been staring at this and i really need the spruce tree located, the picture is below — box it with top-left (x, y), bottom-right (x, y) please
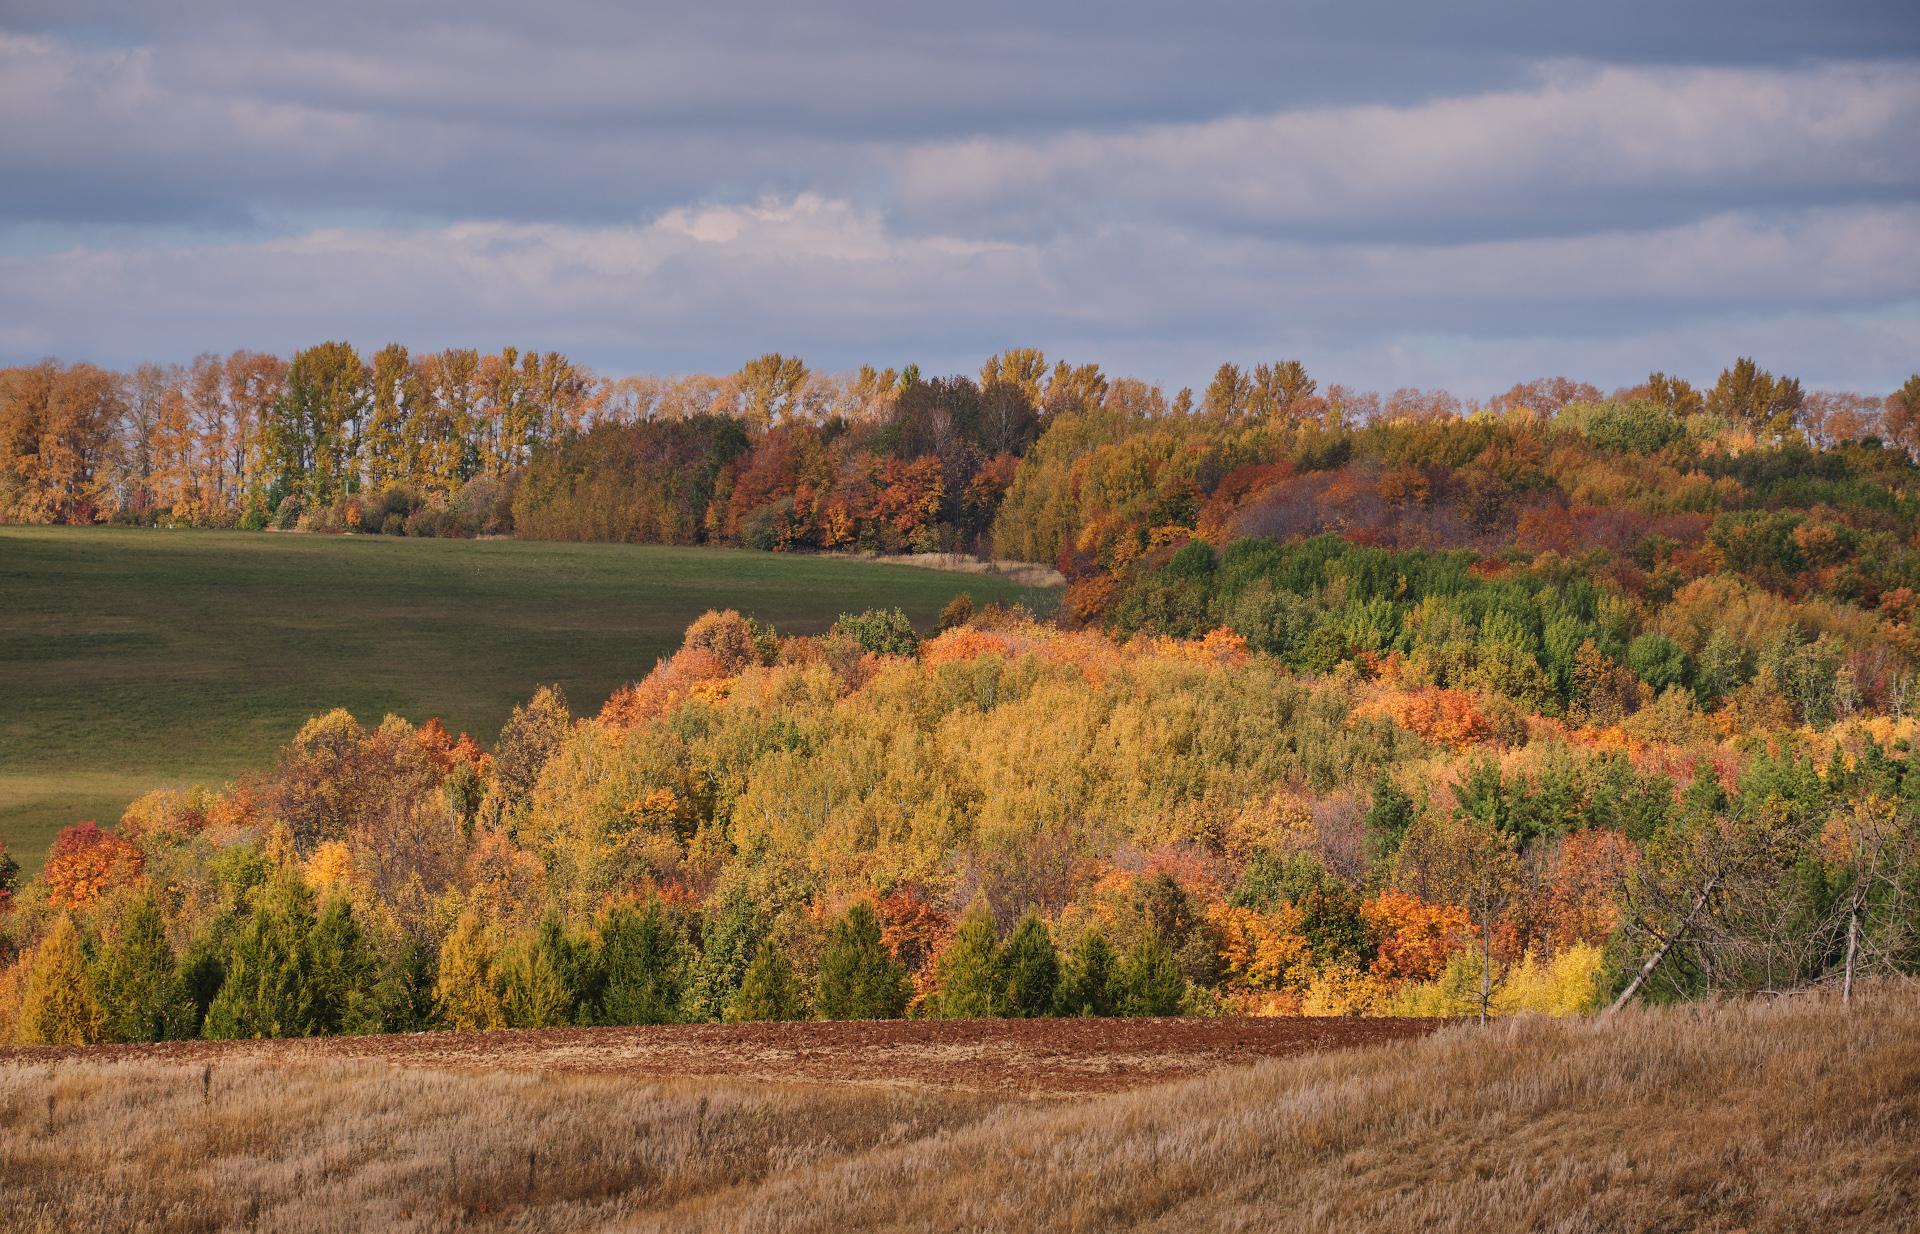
top-left (596, 899), bottom-right (688, 1025)
top-left (204, 873), bottom-right (318, 1039)
top-left (1054, 930), bottom-right (1120, 1016)
top-left (935, 903), bottom-right (1002, 1018)
top-left (816, 901), bottom-right (908, 1020)
top-left (175, 916), bottom-right (233, 1037)
top-left (306, 896), bottom-right (376, 1034)
top-left (1365, 773), bottom-right (1415, 854)
top-left (368, 932), bottom-right (439, 1032)
top-left (997, 913), bottom-right (1059, 1018)
top-left (725, 939), bottom-right (804, 1022)
top-left (1119, 930), bottom-right (1187, 1016)
top-left (94, 893), bottom-right (192, 1042)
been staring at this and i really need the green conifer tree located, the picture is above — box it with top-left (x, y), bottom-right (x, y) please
top-left (204, 873), bottom-right (318, 1039)
top-left (1054, 931), bottom-right (1120, 1017)
top-left (935, 903), bottom-right (1002, 1018)
top-left (1119, 930), bottom-right (1187, 1016)
top-left (725, 939), bottom-right (804, 1022)
top-left (816, 901), bottom-right (908, 1020)
top-left (306, 896), bottom-right (376, 1034)
top-left (996, 913), bottom-right (1059, 1018)
top-left (690, 883), bottom-right (764, 1022)
top-left (368, 932), bottom-right (439, 1032)
top-left (94, 893), bottom-right (193, 1042)
top-left (596, 899), bottom-right (688, 1026)
top-left (1365, 773), bottom-right (1416, 854)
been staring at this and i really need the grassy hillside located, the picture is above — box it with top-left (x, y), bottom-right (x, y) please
top-left (0, 526), bottom-right (1048, 870)
top-left (2, 990), bottom-right (1912, 1232)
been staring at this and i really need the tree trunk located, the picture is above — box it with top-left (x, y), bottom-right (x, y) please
top-left (1480, 917), bottom-right (1493, 1027)
top-left (1607, 876), bottom-right (1718, 1017)
top-left (1842, 909), bottom-right (1860, 1005)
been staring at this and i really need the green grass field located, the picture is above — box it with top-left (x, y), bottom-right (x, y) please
top-left (0, 527), bottom-right (1050, 872)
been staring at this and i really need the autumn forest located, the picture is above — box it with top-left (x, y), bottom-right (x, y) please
top-left (2, 345), bottom-right (1919, 1048)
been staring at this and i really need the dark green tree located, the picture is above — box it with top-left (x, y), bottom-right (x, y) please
top-left (996, 913), bottom-right (1059, 1018)
top-left (595, 899), bottom-right (688, 1025)
top-left (1365, 773), bottom-right (1416, 854)
top-left (94, 892), bottom-right (193, 1042)
top-left (816, 901), bottom-right (908, 1020)
top-left (204, 873), bottom-right (319, 1039)
top-left (306, 896), bottom-right (377, 1034)
top-left (690, 883), bottom-right (765, 1021)
top-left (367, 932), bottom-right (439, 1032)
top-left (935, 903), bottom-right (1002, 1018)
top-left (1119, 930), bottom-right (1187, 1016)
top-left (725, 939), bottom-right (804, 1022)
top-left (1054, 931), bottom-right (1120, 1016)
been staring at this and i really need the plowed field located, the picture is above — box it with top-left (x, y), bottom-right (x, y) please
top-left (0, 1015), bottom-right (1446, 1097)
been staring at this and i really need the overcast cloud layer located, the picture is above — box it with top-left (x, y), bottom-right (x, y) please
top-left (2, 1), bottom-right (1917, 394)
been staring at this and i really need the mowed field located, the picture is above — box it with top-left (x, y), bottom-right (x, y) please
top-left (2, 991), bottom-right (1914, 1233)
top-left (0, 526), bottom-right (1050, 870)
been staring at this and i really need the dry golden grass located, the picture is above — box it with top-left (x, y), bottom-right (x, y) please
top-left (3, 990), bottom-right (1915, 1233)
top-left (0, 1062), bottom-right (1001, 1233)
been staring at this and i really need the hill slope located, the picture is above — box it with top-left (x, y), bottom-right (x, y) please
top-left (0, 526), bottom-right (1048, 869)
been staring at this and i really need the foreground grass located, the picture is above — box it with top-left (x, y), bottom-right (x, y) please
top-left (0, 526), bottom-right (1048, 870)
top-left (1, 991), bottom-right (1913, 1233)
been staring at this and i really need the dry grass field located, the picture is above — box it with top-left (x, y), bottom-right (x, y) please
top-left (1, 991), bottom-right (1914, 1233)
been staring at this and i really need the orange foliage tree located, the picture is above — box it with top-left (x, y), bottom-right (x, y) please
top-left (42, 822), bottom-right (145, 908)
top-left (1361, 889), bottom-right (1471, 981)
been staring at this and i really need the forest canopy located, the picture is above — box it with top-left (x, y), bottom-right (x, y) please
top-left (4, 348), bottom-right (1920, 1041)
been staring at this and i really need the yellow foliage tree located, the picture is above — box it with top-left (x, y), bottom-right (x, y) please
top-left (434, 905), bottom-right (506, 1031)
top-left (15, 916), bottom-right (104, 1045)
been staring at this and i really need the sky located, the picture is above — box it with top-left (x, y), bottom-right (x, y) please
top-left (2, 1), bottom-right (1917, 396)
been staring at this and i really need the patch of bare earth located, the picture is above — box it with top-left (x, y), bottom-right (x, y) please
top-left (0, 1014), bottom-right (1443, 1097)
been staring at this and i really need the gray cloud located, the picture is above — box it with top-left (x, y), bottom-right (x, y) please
top-left (4, 196), bottom-right (1913, 393)
top-left (1, 1), bottom-right (1917, 392)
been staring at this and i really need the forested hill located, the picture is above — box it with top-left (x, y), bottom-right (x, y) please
top-left (5, 349), bottom-right (1920, 1044)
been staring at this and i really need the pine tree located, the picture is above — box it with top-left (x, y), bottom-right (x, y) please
top-left (1055, 931), bottom-right (1120, 1017)
top-left (1119, 930), bottom-right (1187, 1016)
top-left (595, 899), bottom-right (688, 1026)
top-left (725, 939), bottom-right (804, 1022)
top-left (175, 917), bottom-right (232, 1037)
top-left (204, 874), bottom-right (318, 1039)
top-left (368, 933), bottom-right (439, 1032)
top-left (306, 897), bottom-right (376, 1034)
top-left (935, 903), bottom-right (1002, 1018)
top-left (997, 913), bottom-right (1059, 1018)
top-left (94, 892), bottom-right (192, 1042)
top-left (16, 915), bottom-right (103, 1045)
top-left (816, 901), bottom-right (908, 1020)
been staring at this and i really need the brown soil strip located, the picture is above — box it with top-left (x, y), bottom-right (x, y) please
top-left (0, 1015), bottom-right (1445, 1097)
